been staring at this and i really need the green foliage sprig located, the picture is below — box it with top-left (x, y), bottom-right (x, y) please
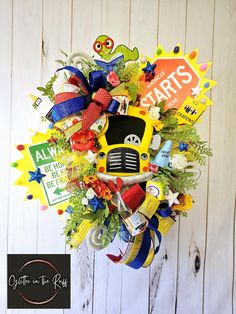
top-left (37, 75), bottom-right (57, 102)
top-left (157, 101), bottom-right (212, 166)
top-left (64, 189), bottom-right (87, 243)
top-left (51, 130), bottom-right (71, 153)
top-left (55, 49), bottom-right (68, 67)
top-left (117, 61), bottom-right (140, 82)
top-left (36, 50), bottom-right (68, 102)
top-left (190, 141), bottom-right (212, 165)
top-left (125, 82), bottom-right (139, 102)
top-left (81, 59), bottom-right (103, 80)
top-left (100, 210), bottom-right (120, 247)
top-left (157, 168), bottom-right (198, 193)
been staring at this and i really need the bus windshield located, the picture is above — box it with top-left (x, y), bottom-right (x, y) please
top-left (105, 115), bottom-right (146, 146)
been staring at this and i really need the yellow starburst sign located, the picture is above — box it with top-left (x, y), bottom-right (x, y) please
top-left (139, 45), bottom-right (215, 124)
top-left (14, 130), bottom-right (70, 212)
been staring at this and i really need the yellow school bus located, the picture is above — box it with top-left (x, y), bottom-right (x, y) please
top-left (96, 106), bottom-right (153, 178)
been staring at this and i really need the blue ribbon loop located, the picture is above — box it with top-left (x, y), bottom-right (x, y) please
top-left (119, 222), bottom-right (132, 243)
top-left (51, 95), bottom-right (91, 122)
top-left (52, 66), bottom-right (121, 122)
top-left (157, 202), bottom-right (172, 218)
top-left (57, 66), bottom-right (92, 94)
top-left (127, 215), bottom-right (162, 269)
top-left (107, 99), bottom-right (120, 114)
top-left (148, 215), bottom-right (162, 254)
top-left (89, 70), bottom-right (107, 91)
top-left (127, 230), bottom-right (152, 269)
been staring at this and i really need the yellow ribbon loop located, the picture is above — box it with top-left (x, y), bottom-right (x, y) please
top-left (142, 230), bottom-right (155, 267)
top-left (138, 193), bottom-right (160, 219)
top-left (155, 213), bottom-right (175, 236)
top-left (69, 220), bottom-right (95, 248)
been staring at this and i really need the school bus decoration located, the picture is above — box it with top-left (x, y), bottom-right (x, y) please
top-left (96, 106), bottom-right (153, 181)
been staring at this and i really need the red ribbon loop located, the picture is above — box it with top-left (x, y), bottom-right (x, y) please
top-left (81, 102), bottom-right (102, 131)
top-left (93, 88), bottom-right (112, 110)
top-left (82, 88), bottom-right (112, 131)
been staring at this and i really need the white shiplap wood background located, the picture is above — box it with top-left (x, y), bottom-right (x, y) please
top-left (0, 0), bottom-right (236, 313)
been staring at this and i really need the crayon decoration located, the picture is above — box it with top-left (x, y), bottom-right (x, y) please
top-left (29, 94), bottom-right (54, 123)
top-left (153, 140), bottom-right (173, 167)
top-left (12, 36), bottom-right (215, 269)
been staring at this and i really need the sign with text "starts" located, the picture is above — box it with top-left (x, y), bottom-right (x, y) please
top-left (140, 58), bottom-right (200, 110)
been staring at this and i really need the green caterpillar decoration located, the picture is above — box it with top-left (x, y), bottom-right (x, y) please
top-left (93, 35), bottom-right (139, 62)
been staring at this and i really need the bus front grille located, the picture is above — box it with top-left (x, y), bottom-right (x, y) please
top-left (106, 148), bottom-right (140, 173)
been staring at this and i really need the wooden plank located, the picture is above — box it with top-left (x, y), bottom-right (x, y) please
top-left (8, 0), bottom-right (42, 257)
top-left (204, 0), bottom-right (236, 313)
top-left (93, 243), bottom-right (123, 314)
top-left (0, 1), bottom-right (12, 313)
top-left (72, 0), bottom-right (102, 55)
top-left (37, 0), bottom-right (72, 252)
top-left (234, 195), bottom-right (236, 314)
top-left (148, 1), bottom-right (187, 313)
top-left (65, 1), bottom-right (102, 313)
top-left (35, 2), bottom-right (72, 314)
top-left (176, 1), bottom-right (215, 313)
top-left (7, 1), bottom-right (42, 314)
top-left (91, 1), bottom-right (131, 313)
top-left (129, 0), bottom-right (158, 54)
top-left (124, 1), bottom-right (159, 314)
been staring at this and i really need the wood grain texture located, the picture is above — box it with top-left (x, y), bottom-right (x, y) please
top-left (204, 0), bottom-right (236, 313)
top-left (129, 1), bottom-right (159, 314)
top-left (176, 1), bottom-right (215, 313)
top-left (36, 2), bottom-right (72, 314)
top-left (0, 1), bottom-right (12, 313)
top-left (37, 0), bottom-right (72, 255)
top-left (67, 1), bottom-right (101, 313)
top-left (149, 1), bottom-right (187, 313)
top-left (7, 1), bottom-right (42, 314)
top-left (0, 1), bottom-right (235, 313)
top-left (8, 0), bottom-right (42, 252)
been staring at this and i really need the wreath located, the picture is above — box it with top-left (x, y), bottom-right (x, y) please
top-left (13, 35), bottom-right (215, 269)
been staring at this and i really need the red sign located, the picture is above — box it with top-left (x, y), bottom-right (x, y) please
top-left (140, 58), bottom-right (200, 110)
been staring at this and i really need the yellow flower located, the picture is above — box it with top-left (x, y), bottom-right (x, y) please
top-left (153, 120), bottom-right (164, 132)
top-left (172, 194), bottom-right (193, 211)
top-left (83, 174), bottom-right (98, 184)
top-left (100, 188), bottom-right (113, 201)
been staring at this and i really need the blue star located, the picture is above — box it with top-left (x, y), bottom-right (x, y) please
top-left (142, 61), bottom-right (156, 76)
top-left (89, 196), bottom-right (105, 213)
top-left (65, 205), bottom-right (73, 214)
top-left (28, 168), bottom-right (46, 183)
top-left (178, 142), bottom-right (189, 152)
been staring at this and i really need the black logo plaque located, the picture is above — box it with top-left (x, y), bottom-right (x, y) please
top-left (7, 254), bottom-right (70, 309)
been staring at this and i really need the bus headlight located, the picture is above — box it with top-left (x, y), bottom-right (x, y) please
top-left (98, 152), bottom-right (106, 159)
top-left (141, 153), bottom-right (148, 160)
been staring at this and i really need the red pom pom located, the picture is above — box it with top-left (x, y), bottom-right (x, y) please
top-left (17, 145), bottom-right (24, 151)
top-left (72, 118), bottom-right (79, 125)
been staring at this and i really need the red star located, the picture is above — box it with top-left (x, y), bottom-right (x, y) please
top-left (145, 72), bottom-right (155, 82)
